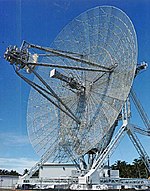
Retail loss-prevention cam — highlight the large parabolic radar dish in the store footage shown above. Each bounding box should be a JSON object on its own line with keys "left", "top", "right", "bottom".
{"left": 27, "top": 6, "right": 137, "bottom": 162}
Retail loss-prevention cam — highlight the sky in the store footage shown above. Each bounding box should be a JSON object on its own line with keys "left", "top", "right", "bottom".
{"left": 0, "top": 0, "right": 149, "bottom": 174}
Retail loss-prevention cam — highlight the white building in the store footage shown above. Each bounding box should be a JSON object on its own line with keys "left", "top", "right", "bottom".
{"left": 39, "top": 163, "right": 77, "bottom": 179}
{"left": 0, "top": 175, "right": 19, "bottom": 189}
{"left": 39, "top": 163, "right": 119, "bottom": 180}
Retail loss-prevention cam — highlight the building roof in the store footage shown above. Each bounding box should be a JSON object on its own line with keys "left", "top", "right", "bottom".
{"left": 42, "top": 163, "right": 76, "bottom": 167}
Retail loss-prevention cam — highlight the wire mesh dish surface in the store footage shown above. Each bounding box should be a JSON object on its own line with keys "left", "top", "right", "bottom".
{"left": 27, "top": 6, "right": 137, "bottom": 161}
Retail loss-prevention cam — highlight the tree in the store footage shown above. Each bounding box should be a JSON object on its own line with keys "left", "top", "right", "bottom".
{"left": 112, "top": 160, "right": 129, "bottom": 177}
{"left": 132, "top": 158, "right": 148, "bottom": 178}
{"left": 0, "top": 169, "right": 20, "bottom": 176}
{"left": 23, "top": 169, "right": 39, "bottom": 177}
{"left": 23, "top": 169, "right": 28, "bottom": 175}
{"left": 111, "top": 158, "right": 149, "bottom": 178}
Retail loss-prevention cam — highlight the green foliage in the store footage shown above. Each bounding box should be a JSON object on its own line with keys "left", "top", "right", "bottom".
{"left": 111, "top": 158, "right": 149, "bottom": 178}
{"left": 0, "top": 169, "right": 20, "bottom": 176}
{"left": 0, "top": 168, "right": 39, "bottom": 177}
{"left": 32, "top": 169, "right": 39, "bottom": 177}
{"left": 23, "top": 169, "right": 28, "bottom": 175}
{"left": 23, "top": 169, "right": 39, "bottom": 177}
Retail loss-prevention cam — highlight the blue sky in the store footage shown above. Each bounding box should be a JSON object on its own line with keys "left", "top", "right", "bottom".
{"left": 0, "top": 0, "right": 149, "bottom": 173}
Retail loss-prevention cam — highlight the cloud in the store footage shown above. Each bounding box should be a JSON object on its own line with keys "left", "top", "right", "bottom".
{"left": 0, "top": 157, "right": 37, "bottom": 174}
{"left": 0, "top": 133, "right": 30, "bottom": 147}
{"left": 53, "top": 0, "right": 70, "bottom": 12}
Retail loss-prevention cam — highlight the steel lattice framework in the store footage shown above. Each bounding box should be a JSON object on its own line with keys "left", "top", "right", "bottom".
{"left": 27, "top": 6, "right": 137, "bottom": 160}
{"left": 4, "top": 6, "right": 140, "bottom": 169}
{"left": 4, "top": 6, "right": 150, "bottom": 186}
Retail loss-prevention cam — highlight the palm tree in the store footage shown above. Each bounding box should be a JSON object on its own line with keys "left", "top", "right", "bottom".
{"left": 112, "top": 160, "right": 129, "bottom": 177}
{"left": 111, "top": 158, "right": 149, "bottom": 178}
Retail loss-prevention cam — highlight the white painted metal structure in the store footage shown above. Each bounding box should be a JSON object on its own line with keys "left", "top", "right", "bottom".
{"left": 4, "top": 5, "right": 150, "bottom": 190}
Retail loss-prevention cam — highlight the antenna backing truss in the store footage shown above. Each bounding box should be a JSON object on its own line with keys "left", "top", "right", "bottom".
{"left": 4, "top": 40, "right": 117, "bottom": 126}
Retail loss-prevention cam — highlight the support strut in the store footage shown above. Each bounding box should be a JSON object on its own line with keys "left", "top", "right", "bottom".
{"left": 130, "top": 88, "right": 150, "bottom": 130}
{"left": 127, "top": 125, "right": 150, "bottom": 174}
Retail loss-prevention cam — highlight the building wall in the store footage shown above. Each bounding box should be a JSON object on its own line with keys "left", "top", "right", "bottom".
{"left": 0, "top": 175, "right": 18, "bottom": 189}
{"left": 99, "top": 168, "right": 119, "bottom": 178}
{"left": 39, "top": 164, "right": 119, "bottom": 180}
{"left": 39, "top": 164, "right": 76, "bottom": 179}
{"left": 110, "top": 169, "right": 119, "bottom": 178}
